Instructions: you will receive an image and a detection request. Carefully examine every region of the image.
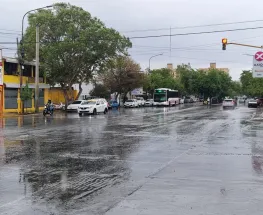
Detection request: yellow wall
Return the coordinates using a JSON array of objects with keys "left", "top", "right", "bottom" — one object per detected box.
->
[{"left": 47, "top": 88, "right": 78, "bottom": 104}]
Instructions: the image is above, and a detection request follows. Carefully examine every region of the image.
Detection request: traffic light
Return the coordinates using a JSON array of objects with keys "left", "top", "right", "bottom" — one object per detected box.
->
[{"left": 222, "top": 38, "right": 227, "bottom": 50}]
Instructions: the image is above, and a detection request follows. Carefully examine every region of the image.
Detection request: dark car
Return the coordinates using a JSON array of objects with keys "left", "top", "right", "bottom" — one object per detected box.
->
[{"left": 248, "top": 100, "right": 258, "bottom": 108}]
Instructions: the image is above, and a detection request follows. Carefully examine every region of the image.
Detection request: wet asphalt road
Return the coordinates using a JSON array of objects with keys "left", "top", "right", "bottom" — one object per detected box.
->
[{"left": 1, "top": 104, "right": 263, "bottom": 215}]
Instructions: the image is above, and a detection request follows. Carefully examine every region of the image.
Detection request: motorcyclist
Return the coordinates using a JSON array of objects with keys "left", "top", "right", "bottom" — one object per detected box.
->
[{"left": 46, "top": 100, "right": 54, "bottom": 114}]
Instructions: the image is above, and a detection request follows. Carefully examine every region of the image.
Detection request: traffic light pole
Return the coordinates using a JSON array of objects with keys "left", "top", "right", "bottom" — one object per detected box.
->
[{"left": 227, "top": 42, "right": 263, "bottom": 49}]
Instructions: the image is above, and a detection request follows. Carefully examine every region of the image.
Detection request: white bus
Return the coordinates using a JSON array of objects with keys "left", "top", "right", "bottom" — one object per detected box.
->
[{"left": 153, "top": 88, "right": 180, "bottom": 106}]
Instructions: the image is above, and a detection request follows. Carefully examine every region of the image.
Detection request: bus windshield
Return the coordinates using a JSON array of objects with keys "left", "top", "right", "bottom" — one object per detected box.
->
[{"left": 154, "top": 93, "right": 166, "bottom": 102}]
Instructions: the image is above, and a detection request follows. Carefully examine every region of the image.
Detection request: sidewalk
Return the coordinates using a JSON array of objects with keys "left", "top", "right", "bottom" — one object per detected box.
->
[{"left": 0, "top": 112, "right": 42, "bottom": 118}]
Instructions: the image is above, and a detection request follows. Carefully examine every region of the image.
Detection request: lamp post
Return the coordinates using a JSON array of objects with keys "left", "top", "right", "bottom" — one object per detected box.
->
[
  {"left": 21, "top": 5, "right": 53, "bottom": 41},
  {"left": 20, "top": 5, "right": 53, "bottom": 113},
  {"left": 149, "top": 53, "right": 163, "bottom": 73}
]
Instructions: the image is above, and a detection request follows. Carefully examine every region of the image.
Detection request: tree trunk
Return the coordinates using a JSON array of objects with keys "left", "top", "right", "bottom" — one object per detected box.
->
[
  {"left": 62, "top": 89, "right": 70, "bottom": 109},
  {"left": 75, "top": 82, "right": 83, "bottom": 100},
  {"left": 21, "top": 101, "right": 24, "bottom": 114}
]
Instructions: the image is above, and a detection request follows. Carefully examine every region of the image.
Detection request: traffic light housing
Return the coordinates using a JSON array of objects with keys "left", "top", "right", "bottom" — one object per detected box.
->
[{"left": 222, "top": 38, "right": 227, "bottom": 50}]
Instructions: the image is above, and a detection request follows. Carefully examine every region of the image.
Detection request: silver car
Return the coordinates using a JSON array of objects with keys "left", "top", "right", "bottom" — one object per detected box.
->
[{"left": 223, "top": 99, "right": 235, "bottom": 109}]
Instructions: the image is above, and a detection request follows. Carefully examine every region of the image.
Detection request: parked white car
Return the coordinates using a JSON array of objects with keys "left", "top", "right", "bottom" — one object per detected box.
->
[
  {"left": 136, "top": 97, "right": 145, "bottom": 106},
  {"left": 124, "top": 99, "right": 139, "bottom": 108},
  {"left": 145, "top": 99, "right": 154, "bottom": 106},
  {"left": 78, "top": 99, "right": 108, "bottom": 116},
  {"left": 67, "top": 100, "right": 85, "bottom": 112}
]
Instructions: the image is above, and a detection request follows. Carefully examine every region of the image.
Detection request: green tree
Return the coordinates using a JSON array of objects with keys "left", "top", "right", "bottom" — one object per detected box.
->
[
  {"left": 20, "top": 83, "right": 32, "bottom": 114},
  {"left": 176, "top": 64, "right": 198, "bottom": 95},
  {"left": 240, "top": 70, "right": 263, "bottom": 97},
  {"left": 101, "top": 56, "right": 142, "bottom": 103},
  {"left": 143, "top": 68, "right": 183, "bottom": 96},
  {"left": 90, "top": 84, "right": 110, "bottom": 99},
  {"left": 23, "top": 3, "right": 131, "bottom": 107},
  {"left": 197, "top": 69, "right": 232, "bottom": 99}
]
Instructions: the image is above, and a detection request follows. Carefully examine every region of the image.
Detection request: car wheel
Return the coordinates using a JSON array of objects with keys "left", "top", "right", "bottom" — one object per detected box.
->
[
  {"left": 79, "top": 113, "right": 82, "bottom": 116},
  {"left": 104, "top": 108, "right": 107, "bottom": 114},
  {"left": 93, "top": 109, "right": 97, "bottom": 115}
]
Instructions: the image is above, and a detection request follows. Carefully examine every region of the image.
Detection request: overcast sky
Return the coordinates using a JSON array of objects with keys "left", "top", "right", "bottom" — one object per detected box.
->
[{"left": 2, "top": 0, "right": 263, "bottom": 80}]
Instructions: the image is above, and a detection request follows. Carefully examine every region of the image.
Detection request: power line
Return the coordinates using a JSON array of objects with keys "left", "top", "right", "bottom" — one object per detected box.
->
[
  {"left": 129, "top": 26, "right": 263, "bottom": 39},
  {"left": 122, "top": 19, "right": 263, "bottom": 33},
  {"left": 0, "top": 26, "right": 262, "bottom": 45}
]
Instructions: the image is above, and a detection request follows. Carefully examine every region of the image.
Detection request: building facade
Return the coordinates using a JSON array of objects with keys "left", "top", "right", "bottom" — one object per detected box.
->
[
  {"left": 1, "top": 57, "right": 50, "bottom": 113},
  {"left": 198, "top": 63, "right": 229, "bottom": 74}
]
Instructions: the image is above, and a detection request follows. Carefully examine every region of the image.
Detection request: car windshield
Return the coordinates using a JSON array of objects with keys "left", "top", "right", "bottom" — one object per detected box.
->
[
  {"left": 71, "top": 101, "right": 82, "bottom": 104},
  {"left": 224, "top": 99, "right": 233, "bottom": 102},
  {"left": 126, "top": 100, "right": 134, "bottom": 102}
]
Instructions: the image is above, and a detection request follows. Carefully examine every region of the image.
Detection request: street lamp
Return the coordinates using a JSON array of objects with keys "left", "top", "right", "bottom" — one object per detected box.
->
[
  {"left": 149, "top": 53, "right": 163, "bottom": 73},
  {"left": 20, "top": 5, "right": 53, "bottom": 113},
  {"left": 21, "top": 5, "right": 53, "bottom": 41}
]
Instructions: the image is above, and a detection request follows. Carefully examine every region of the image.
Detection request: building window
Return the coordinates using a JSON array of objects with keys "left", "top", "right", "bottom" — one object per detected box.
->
[
  {"left": 4, "top": 62, "right": 17, "bottom": 75},
  {"left": 23, "top": 65, "right": 32, "bottom": 77}
]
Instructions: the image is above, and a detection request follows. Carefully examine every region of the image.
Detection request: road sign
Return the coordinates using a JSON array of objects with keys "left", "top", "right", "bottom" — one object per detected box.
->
[{"left": 253, "top": 51, "right": 263, "bottom": 78}]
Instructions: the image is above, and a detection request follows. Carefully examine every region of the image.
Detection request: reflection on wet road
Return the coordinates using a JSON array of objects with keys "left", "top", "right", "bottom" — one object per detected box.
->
[{"left": 1, "top": 104, "right": 263, "bottom": 214}]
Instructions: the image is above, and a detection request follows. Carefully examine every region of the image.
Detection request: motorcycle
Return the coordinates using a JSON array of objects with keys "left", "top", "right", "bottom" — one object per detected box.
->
[{"left": 43, "top": 105, "right": 54, "bottom": 116}]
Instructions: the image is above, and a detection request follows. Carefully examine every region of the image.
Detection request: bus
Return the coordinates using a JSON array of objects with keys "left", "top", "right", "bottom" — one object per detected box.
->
[{"left": 153, "top": 88, "right": 179, "bottom": 106}]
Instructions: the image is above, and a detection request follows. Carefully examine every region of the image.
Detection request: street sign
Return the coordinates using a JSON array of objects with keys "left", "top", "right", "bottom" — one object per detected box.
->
[{"left": 253, "top": 51, "right": 263, "bottom": 78}]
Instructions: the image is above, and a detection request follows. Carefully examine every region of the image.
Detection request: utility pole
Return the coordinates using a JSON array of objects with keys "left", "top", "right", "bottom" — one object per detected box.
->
[
  {"left": 35, "top": 25, "right": 40, "bottom": 112},
  {"left": 17, "top": 37, "right": 24, "bottom": 114}
]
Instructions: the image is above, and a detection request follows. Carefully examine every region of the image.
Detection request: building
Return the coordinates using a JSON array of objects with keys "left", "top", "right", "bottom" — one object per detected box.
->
[
  {"left": 198, "top": 63, "right": 229, "bottom": 74},
  {"left": 167, "top": 63, "right": 177, "bottom": 78},
  {"left": 167, "top": 63, "right": 192, "bottom": 78},
  {"left": 1, "top": 57, "right": 50, "bottom": 113}
]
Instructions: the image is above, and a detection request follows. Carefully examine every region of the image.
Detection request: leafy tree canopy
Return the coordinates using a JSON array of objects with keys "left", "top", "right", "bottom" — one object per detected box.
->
[{"left": 23, "top": 3, "right": 131, "bottom": 105}]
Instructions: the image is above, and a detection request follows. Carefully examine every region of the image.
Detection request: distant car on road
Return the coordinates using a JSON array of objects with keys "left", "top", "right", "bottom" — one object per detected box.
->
[
  {"left": 136, "top": 97, "right": 145, "bottom": 107},
  {"left": 54, "top": 102, "right": 65, "bottom": 110},
  {"left": 248, "top": 99, "right": 258, "bottom": 108},
  {"left": 124, "top": 99, "right": 139, "bottom": 108},
  {"left": 184, "top": 97, "right": 194, "bottom": 103},
  {"left": 223, "top": 99, "right": 235, "bottom": 109},
  {"left": 78, "top": 99, "right": 108, "bottom": 116},
  {"left": 239, "top": 97, "right": 246, "bottom": 104},
  {"left": 67, "top": 100, "right": 85, "bottom": 112},
  {"left": 145, "top": 99, "right": 154, "bottom": 106}
]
